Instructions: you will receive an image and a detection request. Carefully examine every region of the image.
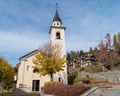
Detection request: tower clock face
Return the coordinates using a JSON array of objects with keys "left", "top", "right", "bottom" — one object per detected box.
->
[{"left": 56, "top": 42, "right": 62, "bottom": 49}]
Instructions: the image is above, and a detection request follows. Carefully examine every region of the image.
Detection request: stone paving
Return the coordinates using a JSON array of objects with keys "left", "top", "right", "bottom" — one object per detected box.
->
[
  {"left": 41, "top": 91, "right": 54, "bottom": 96},
  {"left": 82, "top": 85, "right": 120, "bottom": 96}
]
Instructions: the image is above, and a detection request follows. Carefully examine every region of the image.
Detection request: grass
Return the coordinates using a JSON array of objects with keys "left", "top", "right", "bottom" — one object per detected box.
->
[
  {"left": 84, "top": 64, "right": 103, "bottom": 73},
  {"left": 74, "top": 75, "right": 95, "bottom": 82},
  {"left": 73, "top": 82, "right": 107, "bottom": 87}
]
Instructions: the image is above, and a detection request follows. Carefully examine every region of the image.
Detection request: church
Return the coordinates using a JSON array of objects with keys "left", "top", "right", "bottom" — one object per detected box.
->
[{"left": 16, "top": 9, "right": 68, "bottom": 92}]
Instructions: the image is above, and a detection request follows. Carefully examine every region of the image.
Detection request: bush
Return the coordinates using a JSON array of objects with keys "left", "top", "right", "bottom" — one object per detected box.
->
[
  {"left": 44, "top": 83, "right": 91, "bottom": 96},
  {"left": 91, "top": 80, "right": 108, "bottom": 84},
  {"left": 82, "top": 80, "right": 91, "bottom": 84},
  {"left": 44, "top": 81, "right": 62, "bottom": 94},
  {"left": 52, "top": 85, "right": 91, "bottom": 96},
  {"left": 44, "top": 83, "right": 65, "bottom": 94},
  {"left": 75, "top": 65, "right": 80, "bottom": 68},
  {"left": 80, "top": 67, "right": 84, "bottom": 71},
  {"left": 44, "top": 81, "right": 61, "bottom": 89}
]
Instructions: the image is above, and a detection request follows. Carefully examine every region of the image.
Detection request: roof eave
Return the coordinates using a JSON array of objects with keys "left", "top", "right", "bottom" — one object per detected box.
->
[{"left": 19, "top": 49, "right": 39, "bottom": 61}]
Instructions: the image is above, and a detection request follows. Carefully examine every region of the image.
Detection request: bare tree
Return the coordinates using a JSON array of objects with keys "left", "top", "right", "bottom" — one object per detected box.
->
[{"left": 98, "top": 33, "right": 119, "bottom": 83}]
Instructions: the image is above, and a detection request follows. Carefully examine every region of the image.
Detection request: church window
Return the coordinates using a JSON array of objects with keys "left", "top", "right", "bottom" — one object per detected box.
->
[
  {"left": 54, "top": 23, "right": 55, "bottom": 26},
  {"left": 33, "top": 68, "right": 39, "bottom": 73},
  {"left": 27, "top": 66, "right": 30, "bottom": 71},
  {"left": 57, "top": 23, "right": 59, "bottom": 25},
  {"left": 56, "top": 32, "right": 60, "bottom": 39},
  {"left": 19, "top": 84, "right": 23, "bottom": 88}
]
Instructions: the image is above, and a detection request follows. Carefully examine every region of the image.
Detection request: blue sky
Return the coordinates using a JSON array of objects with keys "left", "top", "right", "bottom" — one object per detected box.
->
[{"left": 0, "top": 0, "right": 120, "bottom": 67}]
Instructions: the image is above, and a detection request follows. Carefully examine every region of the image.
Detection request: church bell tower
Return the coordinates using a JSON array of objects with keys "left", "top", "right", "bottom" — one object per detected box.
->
[{"left": 49, "top": 8, "right": 68, "bottom": 84}]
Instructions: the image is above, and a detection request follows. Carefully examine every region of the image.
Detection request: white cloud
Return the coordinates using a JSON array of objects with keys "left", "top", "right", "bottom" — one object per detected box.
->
[{"left": 0, "top": 31, "right": 49, "bottom": 52}]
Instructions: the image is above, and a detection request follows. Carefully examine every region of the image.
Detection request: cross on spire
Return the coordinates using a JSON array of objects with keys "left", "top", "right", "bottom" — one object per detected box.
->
[{"left": 55, "top": 3, "right": 58, "bottom": 9}]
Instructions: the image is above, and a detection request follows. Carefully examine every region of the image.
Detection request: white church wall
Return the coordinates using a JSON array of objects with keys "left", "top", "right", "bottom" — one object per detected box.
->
[{"left": 16, "top": 53, "right": 50, "bottom": 91}]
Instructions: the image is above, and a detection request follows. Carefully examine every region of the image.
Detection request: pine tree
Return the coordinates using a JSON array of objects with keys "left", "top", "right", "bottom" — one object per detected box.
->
[
  {"left": 79, "top": 50, "right": 84, "bottom": 57},
  {"left": 66, "top": 52, "right": 71, "bottom": 62},
  {"left": 89, "top": 47, "right": 93, "bottom": 54},
  {"left": 118, "top": 32, "right": 120, "bottom": 43},
  {"left": 113, "top": 34, "right": 117, "bottom": 47}
]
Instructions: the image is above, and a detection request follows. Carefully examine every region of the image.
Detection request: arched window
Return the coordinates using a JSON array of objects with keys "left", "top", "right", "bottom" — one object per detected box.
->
[
  {"left": 33, "top": 68, "right": 39, "bottom": 73},
  {"left": 56, "top": 32, "right": 60, "bottom": 39},
  {"left": 27, "top": 66, "right": 30, "bottom": 71},
  {"left": 57, "top": 23, "right": 59, "bottom": 25}
]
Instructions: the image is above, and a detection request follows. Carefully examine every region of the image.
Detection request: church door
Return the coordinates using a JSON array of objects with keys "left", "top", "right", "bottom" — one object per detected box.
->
[{"left": 32, "top": 80, "right": 40, "bottom": 91}]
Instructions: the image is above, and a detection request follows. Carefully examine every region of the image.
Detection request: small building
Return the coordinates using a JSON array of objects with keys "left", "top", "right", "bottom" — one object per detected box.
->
[
  {"left": 81, "top": 54, "right": 98, "bottom": 67},
  {"left": 67, "top": 54, "right": 98, "bottom": 71}
]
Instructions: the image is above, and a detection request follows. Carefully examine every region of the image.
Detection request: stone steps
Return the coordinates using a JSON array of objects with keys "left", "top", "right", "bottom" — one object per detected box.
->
[
  {"left": 100, "top": 93, "right": 115, "bottom": 96},
  {"left": 106, "top": 88, "right": 120, "bottom": 91},
  {"left": 100, "top": 86, "right": 120, "bottom": 96},
  {"left": 85, "top": 85, "right": 120, "bottom": 96}
]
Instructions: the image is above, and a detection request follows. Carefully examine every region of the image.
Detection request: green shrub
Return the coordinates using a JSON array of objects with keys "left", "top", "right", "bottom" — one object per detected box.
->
[
  {"left": 75, "top": 65, "right": 80, "bottom": 68},
  {"left": 68, "top": 75, "right": 77, "bottom": 82},
  {"left": 80, "top": 67, "right": 84, "bottom": 71}
]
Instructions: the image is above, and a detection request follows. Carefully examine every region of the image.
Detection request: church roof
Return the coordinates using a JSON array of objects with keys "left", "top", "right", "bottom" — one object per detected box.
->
[
  {"left": 53, "top": 9, "right": 62, "bottom": 22},
  {"left": 19, "top": 49, "right": 39, "bottom": 60}
]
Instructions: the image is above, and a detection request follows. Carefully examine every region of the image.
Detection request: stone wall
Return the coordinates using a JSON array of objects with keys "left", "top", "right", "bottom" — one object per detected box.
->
[{"left": 78, "top": 70, "right": 120, "bottom": 82}]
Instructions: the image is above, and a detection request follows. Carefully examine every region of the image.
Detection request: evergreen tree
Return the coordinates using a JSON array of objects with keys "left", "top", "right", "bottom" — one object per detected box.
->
[
  {"left": 93, "top": 47, "right": 99, "bottom": 57},
  {"left": 70, "top": 51, "right": 78, "bottom": 60},
  {"left": 94, "top": 47, "right": 98, "bottom": 50},
  {"left": 79, "top": 50, "right": 84, "bottom": 57},
  {"left": 113, "top": 34, "right": 117, "bottom": 47},
  {"left": 66, "top": 52, "right": 71, "bottom": 62},
  {"left": 89, "top": 47, "right": 93, "bottom": 54},
  {"left": 118, "top": 32, "right": 120, "bottom": 43},
  {"left": 76, "top": 50, "right": 80, "bottom": 56}
]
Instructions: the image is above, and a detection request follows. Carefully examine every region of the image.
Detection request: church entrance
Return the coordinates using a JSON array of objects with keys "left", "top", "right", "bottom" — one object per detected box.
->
[{"left": 32, "top": 80, "right": 40, "bottom": 91}]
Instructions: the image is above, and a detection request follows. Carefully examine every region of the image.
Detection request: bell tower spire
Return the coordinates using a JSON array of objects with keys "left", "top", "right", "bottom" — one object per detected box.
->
[{"left": 52, "top": 4, "right": 62, "bottom": 27}]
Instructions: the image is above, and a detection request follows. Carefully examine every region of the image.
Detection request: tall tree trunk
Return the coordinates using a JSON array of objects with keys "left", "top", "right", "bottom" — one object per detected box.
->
[
  {"left": 0, "top": 82, "right": 3, "bottom": 93},
  {"left": 7, "top": 88, "right": 9, "bottom": 93},
  {"left": 50, "top": 73, "right": 53, "bottom": 81}
]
